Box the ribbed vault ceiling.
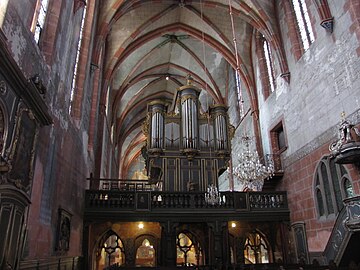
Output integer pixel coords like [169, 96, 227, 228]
[96, 0, 285, 177]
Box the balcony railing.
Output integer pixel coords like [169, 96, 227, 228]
[265, 153, 283, 173]
[85, 190, 288, 213]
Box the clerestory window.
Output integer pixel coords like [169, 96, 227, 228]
[263, 37, 275, 93]
[31, 0, 49, 44]
[291, 0, 315, 51]
[69, 2, 87, 113]
[255, 33, 276, 99]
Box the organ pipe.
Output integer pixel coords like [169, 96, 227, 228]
[148, 101, 166, 152]
[211, 104, 229, 154]
[179, 89, 200, 151]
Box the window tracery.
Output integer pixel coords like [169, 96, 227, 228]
[314, 156, 353, 218]
[98, 233, 125, 269]
[244, 231, 270, 264]
[176, 232, 203, 266]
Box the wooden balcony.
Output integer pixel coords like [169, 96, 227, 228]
[84, 189, 290, 223]
[263, 153, 284, 191]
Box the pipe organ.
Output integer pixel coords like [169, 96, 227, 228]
[143, 76, 232, 192]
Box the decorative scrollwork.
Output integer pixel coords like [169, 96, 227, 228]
[228, 124, 235, 140]
[0, 80, 7, 95]
[30, 74, 46, 98]
[8, 106, 38, 193]
[142, 113, 150, 136]
[330, 114, 358, 153]
[180, 94, 197, 104]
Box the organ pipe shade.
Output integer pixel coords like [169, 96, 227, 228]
[148, 101, 166, 150]
[199, 123, 214, 148]
[212, 105, 229, 152]
[179, 88, 200, 150]
[165, 122, 180, 148]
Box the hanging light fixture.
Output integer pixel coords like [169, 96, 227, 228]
[232, 135, 274, 191]
[205, 184, 221, 205]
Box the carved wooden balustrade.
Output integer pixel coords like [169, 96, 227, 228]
[84, 187, 289, 222]
[86, 190, 287, 209]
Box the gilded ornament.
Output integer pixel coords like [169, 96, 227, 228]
[180, 94, 196, 104]
[166, 111, 179, 117]
[228, 124, 235, 140]
[142, 113, 150, 136]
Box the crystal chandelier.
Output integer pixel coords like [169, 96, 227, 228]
[205, 184, 221, 205]
[232, 135, 274, 191]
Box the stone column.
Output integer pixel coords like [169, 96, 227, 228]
[160, 221, 177, 267]
[280, 222, 291, 263]
[234, 236, 246, 264]
[124, 238, 136, 267]
[209, 221, 229, 268]
[82, 222, 90, 270]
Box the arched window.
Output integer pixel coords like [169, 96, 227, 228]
[69, 2, 87, 113]
[244, 231, 270, 264]
[31, 0, 49, 43]
[343, 177, 354, 198]
[135, 238, 156, 267]
[176, 232, 203, 266]
[314, 156, 353, 218]
[255, 33, 276, 99]
[291, 0, 315, 51]
[263, 37, 275, 93]
[97, 233, 125, 269]
[315, 188, 325, 216]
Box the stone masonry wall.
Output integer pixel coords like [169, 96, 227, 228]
[228, 0, 360, 257]
[273, 0, 360, 254]
[0, 1, 95, 258]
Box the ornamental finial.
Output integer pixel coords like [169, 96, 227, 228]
[186, 74, 193, 85]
